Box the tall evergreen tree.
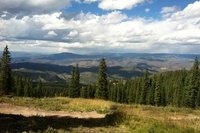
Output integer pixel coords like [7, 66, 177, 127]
[154, 76, 161, 106]
[68, 64, 80, 98]
[186, 57, 200, 108]
[16, 77, 23, 96]
[140, 69, 150, 104]
[96, 58, 108, 99]
[74, 64, 80, 97]
[0, 46, 12, 94]
[147, 78, 155, 105]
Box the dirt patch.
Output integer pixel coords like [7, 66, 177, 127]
[0, 103, 106, 119]
[170, 114, 200, 121]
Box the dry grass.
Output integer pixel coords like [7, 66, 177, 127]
[115, 104, 200, 132]
[1, 96, 200, 133]
[0, 96, 114, 113]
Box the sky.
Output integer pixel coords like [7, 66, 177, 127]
[0, 0, 200, 54]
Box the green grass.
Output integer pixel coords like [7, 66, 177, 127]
[1, 96, 200, 133]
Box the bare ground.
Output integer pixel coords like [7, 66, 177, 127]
[0, 103, 106, 118]
[170, 114, 200, 121]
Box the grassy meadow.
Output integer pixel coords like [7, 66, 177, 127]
[0, 96, 200, 133]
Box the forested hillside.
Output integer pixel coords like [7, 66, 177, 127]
[0, 46, 200, 109]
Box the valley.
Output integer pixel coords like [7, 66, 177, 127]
[11, 52, 198, 83]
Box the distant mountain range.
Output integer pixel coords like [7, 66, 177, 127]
[0, 51, 46, 58]
[6, 52, 200, 83]
[11, 52, 200, 62]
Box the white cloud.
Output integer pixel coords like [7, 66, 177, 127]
[98, 0, 146, 10]
[47, 31, 57, 36]
[160, 6, 179, 18]
[0, 1, 200, 54]
[161, 6, 178, 14]
[75, 0, 146, 10]
[68, 30, 78, 37]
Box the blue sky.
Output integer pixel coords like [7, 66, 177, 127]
[0, 0, 200, 54]
[65, 0, 196, 18]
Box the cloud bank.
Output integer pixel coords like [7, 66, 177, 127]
[0, 0, 200, 54]
[0, 0, 71, 16]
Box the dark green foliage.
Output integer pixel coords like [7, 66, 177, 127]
[14, 77, 68, 97]
[154, 76, 162, 106]
[96, 58, 108, 99]
[140, 69, 150, 104]
[79, 85, 96, 99]
[147, 78, 155, 105]
[86, 85, 95, 98]
[2, 49, 200, 109]
[106, 58, 200, 108]
[0, 46, 12, 94]
[196, 90, 200, 107]
[74, 64, 80, 97]
[35, 80, 42, 98]
[80, 87, 87, 98]
[186, 57, 200, 108]
[68, 64, 80, 98]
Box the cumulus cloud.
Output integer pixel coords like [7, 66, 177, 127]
[75, 0, 146, 10]
[0, 1, 200, 54]
[161, 6, 178, 14]
[160, 6, 179, 18]
[0, 0, 71, 16]
[98, 0, 146, 10]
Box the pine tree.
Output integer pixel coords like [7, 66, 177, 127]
[28, 78, 33, 97]
[23, 78, 32, 97]
[24, 79, 29, 97]
[16, 77, 23, 96]
[35, 80, 42, 98]
[68, 65, 80, 98]
[140, 69, 150, 104]
[154, 76, 161, 106]
[147, 78, 155, 105]
[74, 64, 80, 97]
[116, 85, 121, 103]
[0, 45, 12, 94]
[80, 87, 87, 98]
[96, 58, 108, 99]
[186, 57, 200, 108]
[87, 85, 95, 98]
[128, 81, 135, 104]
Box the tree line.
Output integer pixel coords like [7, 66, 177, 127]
[66, 52, 200, 109]
[0, 46, 200, 108]
[107, 65, 200, 108]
